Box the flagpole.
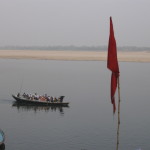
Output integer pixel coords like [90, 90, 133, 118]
[116, 76, 121, 150]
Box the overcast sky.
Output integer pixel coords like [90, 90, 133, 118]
[0, 0, 149, 47]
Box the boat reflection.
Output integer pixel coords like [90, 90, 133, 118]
[0, 144, 5, 150]
[12, 102, 69, 115]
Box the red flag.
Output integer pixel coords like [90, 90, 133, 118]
[107, 17, 119, 113]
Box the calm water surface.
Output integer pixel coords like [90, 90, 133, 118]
[0, 59, 150, 150]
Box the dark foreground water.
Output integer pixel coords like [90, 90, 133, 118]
[0, 59, 149, 150]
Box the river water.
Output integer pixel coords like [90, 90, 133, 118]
[0, 59, 149, 150]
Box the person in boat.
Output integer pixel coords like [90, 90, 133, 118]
[23, 93, 26, 97]
[58, 96, 61, 102]
[31, 94, 35, 100]
[59, 96, 64, 102]
[23, 93, 29, 99]
[44, 94, 49, 102]
[57, 96, 60, 102]
[34, 93, 39, 100]
[50, 96, 53, 102]
[29, 94, 32, 100]
[54, 97, 57, 102]
[39, 96, 47, 101]
[26, 94, 29, 99]
[44, 94, 47, 98]
[47, 96, 50, 102]
[17, 93, 20, 97]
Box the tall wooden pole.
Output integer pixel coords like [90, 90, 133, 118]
[116, 77, 121, 150]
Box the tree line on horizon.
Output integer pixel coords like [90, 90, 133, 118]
[0, 45, 150, 51]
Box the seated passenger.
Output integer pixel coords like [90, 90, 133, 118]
[50, 96, 53, 102]
[23, 93, 26, 97]
[17, 93, 20, 97]
[59, 96, 64, 103]
[54, 97, 57, 102]
[47, 96, 50, 102]
[58, 97, 60, 102]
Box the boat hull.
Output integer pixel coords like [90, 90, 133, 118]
[12, 95, 69, 106]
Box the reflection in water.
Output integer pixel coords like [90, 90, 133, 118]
[12, 102, 69, 115]
[0, 144, 5, 150]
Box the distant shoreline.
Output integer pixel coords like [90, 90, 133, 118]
[0, 50, 150, 62]
[1, 45, 150, 51]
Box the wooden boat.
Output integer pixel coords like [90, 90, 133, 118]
[0, 129, 5, 146]
[12, 94, 69, 106]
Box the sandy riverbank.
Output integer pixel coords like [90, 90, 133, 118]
[0, 50, 150, 62]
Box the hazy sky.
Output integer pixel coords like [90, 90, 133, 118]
[0, 0, 150, 47]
